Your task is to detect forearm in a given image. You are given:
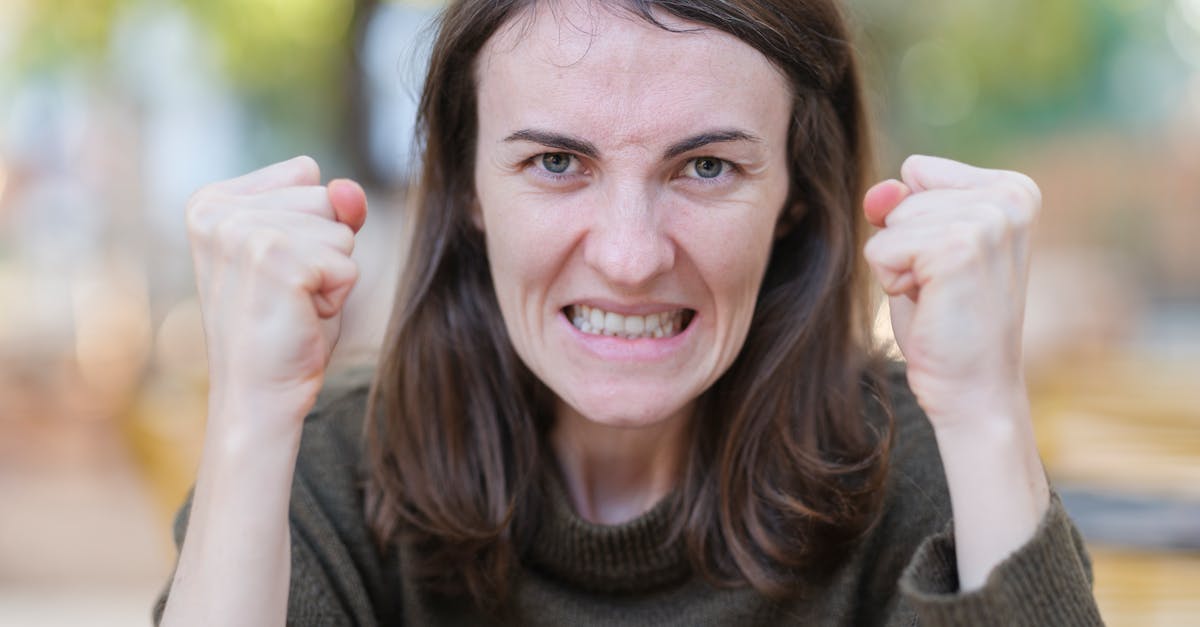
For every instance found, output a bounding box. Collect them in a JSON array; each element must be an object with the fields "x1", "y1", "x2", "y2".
[
  {"x1": 929, "y1": 391, "x2": 1051, "y2": 591},
  {"x1": 160, "y1": 406, "x2": 304, "y2": 627}
]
